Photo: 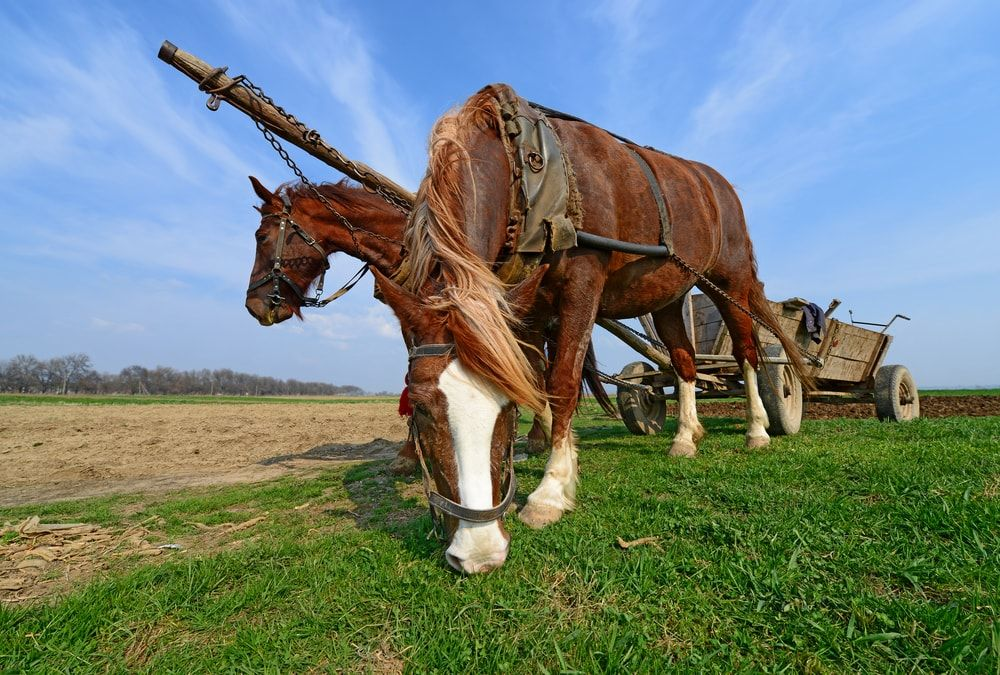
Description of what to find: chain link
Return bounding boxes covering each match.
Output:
[238,75,412,217]
[584,364,658,394]
[205,71,408,258]
[668,254,821,366]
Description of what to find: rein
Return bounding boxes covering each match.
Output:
[246,191,370,308]
[407,343,518,541]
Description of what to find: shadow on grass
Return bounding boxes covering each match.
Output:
[258,438,402,467]
[335,460,444,563]
[573,415,746,446]
[323,414,752,569]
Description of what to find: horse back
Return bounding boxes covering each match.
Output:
[550,119,740,269]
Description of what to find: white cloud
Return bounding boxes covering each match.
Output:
[297,305,399,344]
[216,0,423,189]
[683,3,812,148]
[0,11,254,184]
[677,1,993,210]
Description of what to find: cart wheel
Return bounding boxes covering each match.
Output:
[874,365,919,421]
[616,361,665,435]
[756,345,802,436]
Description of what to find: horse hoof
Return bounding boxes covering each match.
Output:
[388,456,418,476]
[525,437,548,456]
[746,435,770,450]
[669,441,698,458]
[518,502,564,529]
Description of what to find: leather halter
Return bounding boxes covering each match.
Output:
[407,342,518,538]
[246,192,368,308]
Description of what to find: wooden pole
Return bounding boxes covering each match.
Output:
[157,40,415,208]
[596,319,673,372]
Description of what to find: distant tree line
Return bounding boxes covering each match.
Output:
[0,353,364,396]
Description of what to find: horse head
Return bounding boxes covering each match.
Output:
[244,177,333,325]
[245,176,407,325]
[372,265,548,574]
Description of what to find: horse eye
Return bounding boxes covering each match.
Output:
[255,232,267,244]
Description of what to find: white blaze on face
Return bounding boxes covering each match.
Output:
[437,359,510,573]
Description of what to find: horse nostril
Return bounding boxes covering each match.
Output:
[445,550,507,574]
[445,552,464,572]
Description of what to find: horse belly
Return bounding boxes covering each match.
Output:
[597,257,692,319]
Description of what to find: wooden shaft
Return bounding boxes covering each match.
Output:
[596,318,673,372]
[157,40,415,206]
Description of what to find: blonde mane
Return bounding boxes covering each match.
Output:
[403,86,546,413]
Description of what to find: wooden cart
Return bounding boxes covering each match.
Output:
[606,295,919,436]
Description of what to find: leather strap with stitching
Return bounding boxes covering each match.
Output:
[624,146,673,253]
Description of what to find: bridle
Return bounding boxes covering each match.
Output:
[246,191,368,309]
[407,342,518,541]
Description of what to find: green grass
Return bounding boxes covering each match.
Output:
[2,407,998,672]
[0,394,391,406]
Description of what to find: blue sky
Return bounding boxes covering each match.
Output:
[3,0,999,392]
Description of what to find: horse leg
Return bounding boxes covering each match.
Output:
[519,298,600,529]
[651,301,705,458]
[705,289,770,449]
[524,327,552,455]
[526,403,553,455]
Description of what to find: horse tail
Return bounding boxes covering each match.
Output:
[581,339,618,417]
[747,281,816,392]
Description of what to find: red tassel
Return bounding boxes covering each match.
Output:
[398,386,413,417]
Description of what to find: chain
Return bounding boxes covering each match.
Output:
[584,364,658,394]
[201,69,408,257]
[606,317,670,352]
[238,75,413,216]
[668,254,821,366]
[251,119,363,255]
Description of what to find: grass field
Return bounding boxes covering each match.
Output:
[2,404,999,672]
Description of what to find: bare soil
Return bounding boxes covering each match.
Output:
[690,395,1000,421]
[0,403,408,508]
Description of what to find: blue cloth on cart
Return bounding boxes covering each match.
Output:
[802,303,825,344]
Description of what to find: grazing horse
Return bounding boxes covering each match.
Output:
[242,177,613,475]
[370,84,810,572]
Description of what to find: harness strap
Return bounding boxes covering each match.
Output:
[411,412,518,535]
[624,146,673,253]
[313,264,368,307]
[428,452,516,523]
[407,341,518,538]
[247,198,341,308]
[407,343,454,360]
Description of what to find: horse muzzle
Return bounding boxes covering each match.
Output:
[444,521,510,574]
[245,296,292,326]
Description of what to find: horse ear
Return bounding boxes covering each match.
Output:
[505,264,549,319]
[370,266,422,327]
[249,176,275,203]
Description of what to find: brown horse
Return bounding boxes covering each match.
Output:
[243,177,612,474]
[371,84,810,572]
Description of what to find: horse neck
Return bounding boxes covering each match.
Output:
[306,197,406,276]
[463,131,511,264]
